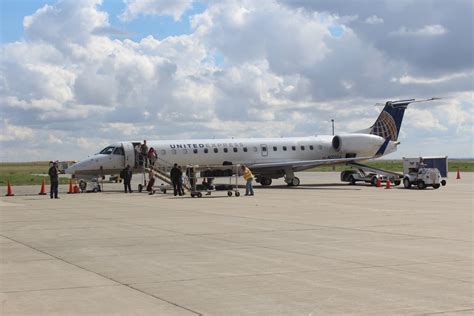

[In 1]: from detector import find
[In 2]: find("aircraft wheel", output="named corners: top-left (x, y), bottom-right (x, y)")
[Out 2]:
top-left (403, 178), bottom-right (411, 189)
top-left (291, 177), bottom-right (300, 186)
top-left (417, 181), bottom-right (426, 190)
top-left (138, 184), bottom-right (143, 193)
top-left (260, 177), bottom-right (272, 186)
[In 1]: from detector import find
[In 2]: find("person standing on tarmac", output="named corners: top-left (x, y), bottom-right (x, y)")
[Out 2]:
top-left (121, 165), bottom-right (133, 193)
top-left (240, 165), bottom-right (254, 196)
top-left (48, 161), bottom-right (60, 199)
top-left (170, 163), bottom-right (183, 196)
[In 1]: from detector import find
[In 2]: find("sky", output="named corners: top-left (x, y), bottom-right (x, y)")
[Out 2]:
top-left (0, 0), bottom-right (472, 161)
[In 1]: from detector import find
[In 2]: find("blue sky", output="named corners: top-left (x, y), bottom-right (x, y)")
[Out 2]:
top-left (0, 0), bottom-right (472, 161)
top-left (1, 0), bottom-right (206, 42)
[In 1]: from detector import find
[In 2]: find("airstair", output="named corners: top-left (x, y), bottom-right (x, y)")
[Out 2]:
top-left (137, 155), bottom-right (191, 193)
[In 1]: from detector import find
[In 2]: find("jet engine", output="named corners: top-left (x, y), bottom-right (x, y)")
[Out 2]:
top-left (332, 134), bottom-right (386, 154)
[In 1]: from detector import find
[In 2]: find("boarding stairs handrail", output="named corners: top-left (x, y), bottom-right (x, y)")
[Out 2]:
top-left (145, 165), bottom-right (192, 192)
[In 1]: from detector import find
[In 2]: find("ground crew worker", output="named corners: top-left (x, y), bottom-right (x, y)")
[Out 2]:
top-left (48, 161), bottom-right (60, 199)
top-left (240, 165), bottom-right (254, 196)
top-left (170, 163), bottom-right (183, 196)
top-left (121, 165), bottom-right (133, 193)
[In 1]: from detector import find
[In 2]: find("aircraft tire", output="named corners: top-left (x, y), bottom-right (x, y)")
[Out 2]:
top-left (260, 177), bottom-right (272, 186)
top-left (291, 177), bottom-right (300, 186)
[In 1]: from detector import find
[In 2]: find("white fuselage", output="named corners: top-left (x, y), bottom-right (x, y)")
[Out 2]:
top-left (66, 134), bottom-right (397, 178)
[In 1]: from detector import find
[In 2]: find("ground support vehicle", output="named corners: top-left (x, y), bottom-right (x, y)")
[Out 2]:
top-left (402, 157), bottom-right (448, 189)
top-left (341, 162), bottom-right (403, 186)
top-left (187, 164), bottom-right (241, 198)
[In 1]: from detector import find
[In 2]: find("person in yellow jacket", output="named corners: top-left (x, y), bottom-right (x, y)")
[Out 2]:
top-left (240, 165), bottom-right (254, 196)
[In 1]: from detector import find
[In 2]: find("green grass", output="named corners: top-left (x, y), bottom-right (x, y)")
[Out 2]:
top-left (1, 160), bottom-right (472, 186)
top-left (310, 159), bottom-right (474, 172)
top-left (0, 162), bottom-right (71, 186)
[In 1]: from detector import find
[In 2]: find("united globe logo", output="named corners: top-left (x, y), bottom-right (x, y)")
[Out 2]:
top-left (371, 111), bottom-right (398, 141)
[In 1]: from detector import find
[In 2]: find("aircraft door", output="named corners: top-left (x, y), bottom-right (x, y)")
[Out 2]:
top-left (260, 144), bottom-right (268, 157)
top-left (122, 142), bottom-right (136, 167)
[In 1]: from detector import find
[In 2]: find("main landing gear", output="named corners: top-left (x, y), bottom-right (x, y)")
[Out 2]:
top-left (258, 177), bottom-right (273, 186)
top-left (284, 169), bottom-right (300, 187)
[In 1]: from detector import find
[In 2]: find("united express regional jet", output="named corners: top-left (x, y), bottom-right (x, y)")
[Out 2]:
top-left (66, 98), bottom-right (438, 186)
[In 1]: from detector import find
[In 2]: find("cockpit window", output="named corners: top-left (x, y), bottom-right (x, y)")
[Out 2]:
top-left (99, 146), bottom-right (115, 155)
top-left (113, 147), bottom-right (125, 155)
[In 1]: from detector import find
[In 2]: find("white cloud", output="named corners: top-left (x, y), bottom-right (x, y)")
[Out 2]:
top-left (0, 120), bottom-right (35, 142)
top-left (390, 24), bottom-right (447, 37)
top-left (120, 0), bottom-right (193, 21)
top-left (396, 72), bottom-right (471, 85)
top-left (0, 0), bottom-right (472, 161)
top-left (365, 15), bottom-right (383, 24)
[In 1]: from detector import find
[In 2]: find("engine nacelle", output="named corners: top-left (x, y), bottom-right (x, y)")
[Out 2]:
top-left (332, 134), bottom-right (386, 155)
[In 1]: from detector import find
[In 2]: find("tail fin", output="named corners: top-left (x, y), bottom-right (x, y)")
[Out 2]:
top-left (369, 99), bottom-right (413, 141)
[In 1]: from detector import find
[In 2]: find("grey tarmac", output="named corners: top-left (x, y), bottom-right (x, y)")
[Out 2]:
top-left (1, 172), bottom-right (472, 315)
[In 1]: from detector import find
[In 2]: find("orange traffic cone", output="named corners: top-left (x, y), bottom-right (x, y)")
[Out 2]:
top-left (385, 179), bottom-right (391, 189)
top-left (67, 178), bottom-right (73, 194)
top-left (73, 179), bottom-right (80, 193)
top-left (5, 180), bottom-right (14, 196)
top-left (376, 177), bottom-right (382, 188)
top-left (456, 168), bottom-right (461, 179)
top-left (38, 178), bottom-right (47, 195)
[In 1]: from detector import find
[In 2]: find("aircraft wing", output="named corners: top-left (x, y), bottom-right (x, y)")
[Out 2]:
top-left (248, 156), bottom-right (373, 171)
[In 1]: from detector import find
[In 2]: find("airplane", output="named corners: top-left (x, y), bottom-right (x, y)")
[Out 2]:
top-left (66, 98), bottom-right (439, 187)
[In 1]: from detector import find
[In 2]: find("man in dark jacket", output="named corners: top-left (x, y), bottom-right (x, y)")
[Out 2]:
top-left (170, 163), bottom-right (183, 196)
top-left (48, 161), bottom-right (59, 199)
top-left (121, 165), bottom-right (133, 193)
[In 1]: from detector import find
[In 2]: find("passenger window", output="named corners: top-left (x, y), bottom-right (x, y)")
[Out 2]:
top-left (113, 147), bottom-right (124, 155)
top-left (171, 149), bottom-right (177, 155)
top-left (283, 146), bottom-right (287, 151)
top-left (301, 146), bottom-right (305, 151)
top-left (224, 148), bottom-right (228, 153)
top-left (233, 148), bottom-right (238, 153)
top-left (243, 147), bottom-right (248, 152)
top-left (310, 145), bottom-right (314, 150)
top-left (214, 148), bottom-right (218, 153)
top-left (292, 146), bottom-right (296, 151)
top-left (204, 148), bottom-right (209, 154)
top-left (193, 149), bottom-right (198, 154)
top-left (273, 146), bottom-right (277, 151)
top-left (99, 146), bottom-right (114, 155)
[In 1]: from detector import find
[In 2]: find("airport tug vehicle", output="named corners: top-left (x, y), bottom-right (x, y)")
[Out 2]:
top-left (402, 157), bottom-right (448, 189)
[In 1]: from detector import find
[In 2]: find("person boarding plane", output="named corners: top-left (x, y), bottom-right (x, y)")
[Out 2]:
top-left (66, 98), bottom-right (439, 187)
